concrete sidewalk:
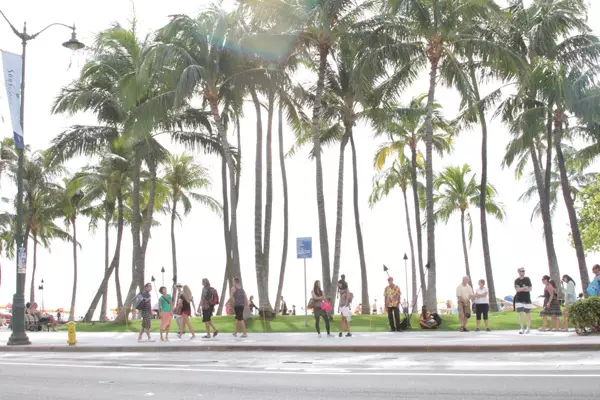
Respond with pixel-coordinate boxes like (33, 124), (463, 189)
(0, 329), (599, 352)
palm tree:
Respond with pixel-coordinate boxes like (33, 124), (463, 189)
(370, 155), (423, 312)
(371, 95), (454, 305)
(434, 165), (505, 289)
(163, 153), (222, 291)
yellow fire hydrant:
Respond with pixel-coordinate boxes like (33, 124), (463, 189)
(67, 321), (77, 346)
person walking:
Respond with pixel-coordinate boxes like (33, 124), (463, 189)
(456, 276), (474, 332)
(383, 277), (401, 332)
(177, 285), (196, 340)
(280, 296), (288, 315)
(199, 278), (219, 338)
(231, 277), (248, 338)
(539, 275), (561, 332)
(474, 279), (490, 332)
(158, 286), (172, 341)
(587, 264), (600, 296)
(337, 279), (352, 337)
(249, 295), (257, 315)
(311, 280), (331, 337)
(137, 283), (155, 343)
(514, 268), (533, 334)
(561, 275), (576, 332)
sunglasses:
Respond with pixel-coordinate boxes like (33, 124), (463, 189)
(518, 270), (525, 273)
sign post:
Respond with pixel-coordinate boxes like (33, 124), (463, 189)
(296, 237), (312, 328)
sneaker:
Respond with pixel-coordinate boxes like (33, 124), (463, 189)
(189, 335), (196, 340)
(241, 334), (248, 338)
(147, 339), (155, 343)
(519, 330), (524, 334)
(327, 334), (334, 337)
(317, 333), (322, 338)
(339, 332), (343, 338)
(475, 328), (480, 332)
(213, 330), (219, 338)
(459, 327), (466, 332)
(464, 328), (470, 332)
(137, 339), (146, 343)
(486, 328), (491, 332)
(202, 335), (211, 339)
(346, 333), (352, 337)
(232, 333), (238, 337)
(525, 328), (531, 334)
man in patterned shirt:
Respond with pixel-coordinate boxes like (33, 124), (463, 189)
(383, 277), (402, 332)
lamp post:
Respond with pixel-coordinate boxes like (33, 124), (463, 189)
(160, 267), (165, 287)
(403, 253), (409, 310)
(1, 9), (85, 346)
(38, 279), (44, 312)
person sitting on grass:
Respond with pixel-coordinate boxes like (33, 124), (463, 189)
(419, 306), (439, 329)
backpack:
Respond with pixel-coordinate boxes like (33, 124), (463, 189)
(208, 287), (219, 306)
(587, 280), (600, 297)
(432, 312), (442, 326)
(133, 293), (145, 310)
(234, 287), (246, 307)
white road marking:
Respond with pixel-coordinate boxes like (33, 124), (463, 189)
(0, 361), (598, 378)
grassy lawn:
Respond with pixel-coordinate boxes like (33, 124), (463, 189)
(57, 312), (545, 333)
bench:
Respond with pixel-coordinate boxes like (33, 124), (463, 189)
(25, 314), (50, 332)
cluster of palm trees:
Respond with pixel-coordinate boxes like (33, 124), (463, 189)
(1, 0), (599, 319)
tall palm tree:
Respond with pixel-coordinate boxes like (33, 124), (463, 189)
(434, 165), (505, 288)
(163, 153), (222, 290)
(371, 96), (454, 305)
(370, 155), (423, 312)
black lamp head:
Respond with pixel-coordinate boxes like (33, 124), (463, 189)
(403, 253), (408, 260)
(161, 267), (165, 273)
(62, 28), (85, 51)
(151, 275), (156, 282)
(383, 265), (389, 272)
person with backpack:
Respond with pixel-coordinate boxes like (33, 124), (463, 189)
(158, 286), (172, 341)
(177, 285), (196, 340)
(587, 264), (600, 296)
(136, 283), (155, 343)
(231, 277), (248, 338)
(337, 279), (352, 337)
(199, 278), (219, 339)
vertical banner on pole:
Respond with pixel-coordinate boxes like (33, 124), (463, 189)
(1, 51), (23, 149)
(296, 237), (312, 328)
(17, 247), (26, 274)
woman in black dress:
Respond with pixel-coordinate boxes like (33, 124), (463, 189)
(539, 275), (561, 332)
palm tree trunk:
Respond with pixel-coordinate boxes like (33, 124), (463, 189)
(99, 216), (110, 321)
(115, 192), (124, 310)
(217, 158), (231, 316)
(349, 133), (370, 315)
(529, 144), (561, 284)
(263, 91), (275, 310)
(274, 92), (290, 315)
(544, 109), (553, 201)
(330, 128), (350, 305)
(460, 210), (472, 285)
(402, 189), (418, 313)
(29, 235), (37, 303)
(170, 198), (178, 292)
(139, 160), (158, 287)
(218, 263), (229, 316)
(554, 116), (590, 291)
(410, 146), (427, 305)
(468, 62), (498, 311)
(69, 218), (78, 322)
(312, 46), (332, 296)
(424, 49), (440, 310)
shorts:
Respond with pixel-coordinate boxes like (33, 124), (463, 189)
(141, 311), (152, 329)
(160, 312), (172, 330)
(475, 303), (489, 320)
(457, 300), (471, 319)
(339, 306), (352, 321)
(515, 303), (532, 313)
(234, 305), (244, 321)
(202, 307), (213, 322)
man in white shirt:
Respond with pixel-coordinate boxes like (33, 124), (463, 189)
(456, 276), (474, 332)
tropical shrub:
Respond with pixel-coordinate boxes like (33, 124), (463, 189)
(568, 297), (600, 335)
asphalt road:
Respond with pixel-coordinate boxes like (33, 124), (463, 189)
(0, 351), (597, 399)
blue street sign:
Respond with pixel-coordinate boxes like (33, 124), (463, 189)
(296, 237), (312, 259)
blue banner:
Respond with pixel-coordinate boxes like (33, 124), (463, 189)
(1, 51), (23, 149)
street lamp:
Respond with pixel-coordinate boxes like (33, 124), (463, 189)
(38, 279), (44, 312)
(1, 9), (85, 346)
(161, 267), (165, 287)
(403, 253), (409, 313)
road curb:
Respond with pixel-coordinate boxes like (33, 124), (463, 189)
(1, 343), (599, 353)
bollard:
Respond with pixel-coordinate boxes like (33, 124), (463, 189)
(67, 321), (77, 346)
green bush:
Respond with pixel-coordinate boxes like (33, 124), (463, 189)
(568, 297), (600, 335)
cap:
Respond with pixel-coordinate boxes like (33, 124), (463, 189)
(388, 277), (394, 281)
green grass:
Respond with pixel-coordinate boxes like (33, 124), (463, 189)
(58, 312), (546, 333)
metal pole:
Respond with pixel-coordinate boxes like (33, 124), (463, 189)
(8, 24), (30, 346)
(304, 258), (307, 328)
(404, 258), (409, 310)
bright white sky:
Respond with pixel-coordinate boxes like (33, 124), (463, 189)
(1, 0), (599, 317)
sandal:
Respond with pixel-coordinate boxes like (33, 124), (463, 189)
(202, 335), (211, 339)
(213, 330), (219, 338)
(232, 333), (238, 337)
(538, 328), (548, 332)
(241, 334), (248, 338)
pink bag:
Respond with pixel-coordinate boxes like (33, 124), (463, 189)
(321, 301), (332, 312)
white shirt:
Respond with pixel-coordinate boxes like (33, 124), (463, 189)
(473, 287), (489, 305)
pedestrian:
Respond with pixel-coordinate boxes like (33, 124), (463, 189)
(177, 285), (196, 340)
(561, 275), (576, 332)
(354, 304), (362, 315)
(383, 277), (401, 332)
(158, 286), (172, 341)
(231, 277), (248, 338)
(587, 264), (600, 296)
(337, 279), (352, 337)
(401, 299), (409, 314)
(456, 276), (474, 332)
(249, 295), (257, 314)
(137, 282), (155, 343)
(199, 278), (219, 339)
(292, 305), (296, 315)
(539, 275), (561, 332)
(311, 280), (332, 337)
(473, 279), (490, 332)
(514, 267), (533, 334)
(280, 296), (288, 315)
(372, 300), (377, 315)
(173, 283), (185, 336)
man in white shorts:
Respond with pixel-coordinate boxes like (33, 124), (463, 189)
(514, 268), (533, 334)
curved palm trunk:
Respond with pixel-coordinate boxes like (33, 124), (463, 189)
(84, 193), (125, 322)
(170, 198), (178, 291)
(460, 210), (472, 285)
(263, 92), (275, 312)
(424, 47), (440, 310)
(114, 193), (124, 310)
(554, 117), (589, 291)
(402, 189), (418, 313)
(468, 63), (498, 311)
(274, 94), (290, 315)
(218, 158), (231, 316)
(330, 129), (350, 306)
(68, 218), (78, 322)
(99, 216), (110, 321)
(29, 234), (37, 303)
(349, 133), (370, 315)
(410, 146), (427, 304)
(312, 47), (332, 296)
(529, 144), (561, 284)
